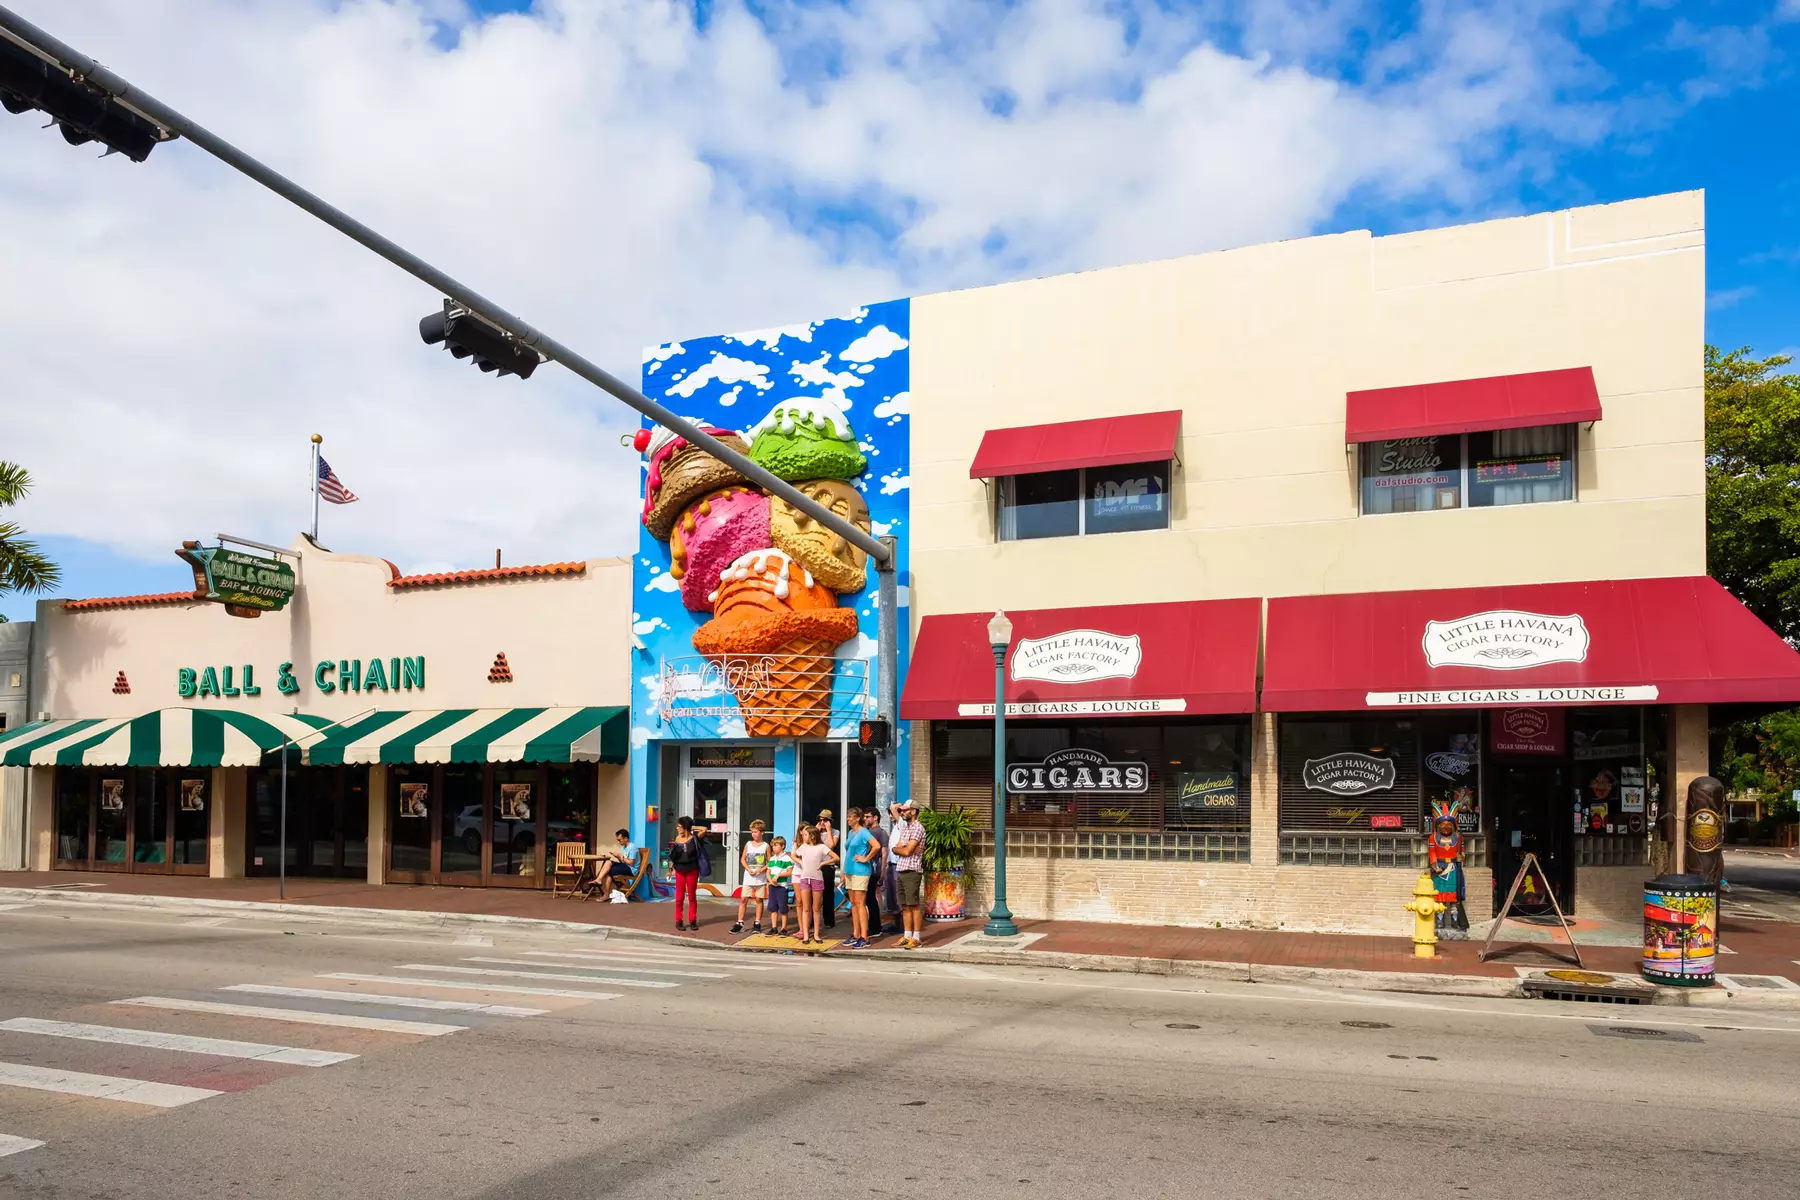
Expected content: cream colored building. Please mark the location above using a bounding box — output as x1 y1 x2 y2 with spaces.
2 537 633 887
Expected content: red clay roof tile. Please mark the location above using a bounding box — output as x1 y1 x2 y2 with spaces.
63 591 204 612
388 561 587 590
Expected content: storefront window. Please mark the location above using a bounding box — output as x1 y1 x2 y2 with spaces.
545 765 593 869
1278 714 1480 835
389 764 432 874
56 768 90 862
441 765 484 876
1569 709 1647 836
491 765 538 879
1468 426 1576 508
930 719 1249 832
132 770 168 864
998 462 1171 541
1360 426 1575 515
172 775 208 866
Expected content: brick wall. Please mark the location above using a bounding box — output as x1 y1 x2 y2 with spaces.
1576 866 1647 923
965 855 1495 936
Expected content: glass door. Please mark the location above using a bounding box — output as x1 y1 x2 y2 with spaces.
438 764 486 881
688 776 731 892
735 778 775 891
1494 765 1571 917
490 765 544 887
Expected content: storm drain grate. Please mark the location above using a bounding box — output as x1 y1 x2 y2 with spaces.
1340 1020 1392 1029
1589 1024 1702 1043
1533 986 1647 1005
1522 970 1655 1005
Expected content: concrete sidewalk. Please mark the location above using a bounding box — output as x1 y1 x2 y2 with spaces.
5 869 1798 1009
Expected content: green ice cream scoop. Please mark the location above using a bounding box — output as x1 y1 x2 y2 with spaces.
748 398 867 481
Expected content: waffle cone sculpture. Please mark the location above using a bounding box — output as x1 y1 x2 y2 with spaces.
692 550 858 738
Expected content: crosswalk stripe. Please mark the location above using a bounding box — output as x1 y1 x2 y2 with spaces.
396 964 675 989
222 985 548 1017
0 1018 355 1067
320 973 622 1001
461 956 728 980
0 904 33 914
566 944 790 965
0 1061 220 1108
113 997 465 1036
0 1134 46 1158
521 950 779 971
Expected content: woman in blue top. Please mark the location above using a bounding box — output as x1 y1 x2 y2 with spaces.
840 807 878 948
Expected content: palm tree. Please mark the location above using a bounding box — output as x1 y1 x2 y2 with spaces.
0 462 60 618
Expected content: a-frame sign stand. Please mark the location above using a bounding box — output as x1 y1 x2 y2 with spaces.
1479 852 1584 967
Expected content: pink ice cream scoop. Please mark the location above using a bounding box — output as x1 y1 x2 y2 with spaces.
670 487 771 613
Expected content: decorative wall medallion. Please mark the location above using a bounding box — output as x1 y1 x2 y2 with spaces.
111 671 131 695
1009 630 1142 684
488 652 513 683
1422 610 1590 670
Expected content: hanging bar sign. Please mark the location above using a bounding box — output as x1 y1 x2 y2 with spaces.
176 541 297 613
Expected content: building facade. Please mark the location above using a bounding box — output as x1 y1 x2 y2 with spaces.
9 190 1800 936
0 540 632 886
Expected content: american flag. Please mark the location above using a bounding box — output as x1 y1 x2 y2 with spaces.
316 456 359 505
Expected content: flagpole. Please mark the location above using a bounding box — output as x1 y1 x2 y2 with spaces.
310 433 321 541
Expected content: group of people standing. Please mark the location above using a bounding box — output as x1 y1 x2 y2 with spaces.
664 800 928 949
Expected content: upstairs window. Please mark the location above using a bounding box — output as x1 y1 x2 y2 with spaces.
1360 425 1575 515
998 460 1169 541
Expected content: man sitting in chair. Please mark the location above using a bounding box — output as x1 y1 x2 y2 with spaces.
597 828 649 900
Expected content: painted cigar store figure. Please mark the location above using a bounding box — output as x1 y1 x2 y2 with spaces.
1428 796 1470 937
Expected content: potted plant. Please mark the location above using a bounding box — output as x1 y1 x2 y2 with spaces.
918 804 976 921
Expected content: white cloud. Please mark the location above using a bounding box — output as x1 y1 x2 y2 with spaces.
632 614 669 636
643 341 685 365
727 322 814 349
835 631 879 660
0 0 1690 579
665 352 775 399
787 351 864 396
872 392 911 419
643 571 681 593
879 470 911 496
839 324 909 363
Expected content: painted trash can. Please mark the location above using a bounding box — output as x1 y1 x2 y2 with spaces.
1641 873 1718 987
923 869 967 922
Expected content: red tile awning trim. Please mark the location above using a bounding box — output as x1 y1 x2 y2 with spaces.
389 561 588 590
1345 367 1601 443
968 410 1181 479
63 591 204 612
901 598 1261 719
1262 576 1800 711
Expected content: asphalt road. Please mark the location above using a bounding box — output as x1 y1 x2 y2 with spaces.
1 901 1798 1200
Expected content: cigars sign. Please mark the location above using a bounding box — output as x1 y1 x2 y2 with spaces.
1302 752 1396 796
1007 748 1150 794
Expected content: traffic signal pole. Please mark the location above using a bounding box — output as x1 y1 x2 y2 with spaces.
0 4 904 802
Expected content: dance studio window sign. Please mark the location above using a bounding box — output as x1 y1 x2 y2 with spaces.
1490 706 1565 756
1007 747 1150 794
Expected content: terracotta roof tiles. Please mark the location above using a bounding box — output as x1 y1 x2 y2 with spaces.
63 591 204 612
388 561 587 590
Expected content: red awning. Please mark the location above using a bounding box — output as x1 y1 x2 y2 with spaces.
1345 367 1602 443
968 410 1181 479
901 599 1260 719
1262 576 1800 712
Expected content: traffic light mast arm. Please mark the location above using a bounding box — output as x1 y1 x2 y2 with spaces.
0 4 889 568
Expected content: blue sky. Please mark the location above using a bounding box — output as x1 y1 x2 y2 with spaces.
2 0 1796 621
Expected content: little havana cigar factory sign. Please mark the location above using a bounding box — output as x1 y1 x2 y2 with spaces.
1302 752 1396 796
1007 748 1149 795
1364 608 1660 707
1010 630 1142 684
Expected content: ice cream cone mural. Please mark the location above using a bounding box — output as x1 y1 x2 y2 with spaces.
692 551 859 737
635 422 752 540
669 486 770 613
747 397 867 482
770 477 872 594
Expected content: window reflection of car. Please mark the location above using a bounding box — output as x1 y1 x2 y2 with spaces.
453 805 584 855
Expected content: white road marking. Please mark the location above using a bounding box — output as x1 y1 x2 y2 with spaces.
521 949 780 971
0 904 34 914
113 997 466 1036
462 956 728 980
0 1133 46 1158
395 964 676 989
0 1018 355 1067
223 984 547 1017
180 917 231 928
453 932 493 946
0 1061 220 1108
321 973 622 1001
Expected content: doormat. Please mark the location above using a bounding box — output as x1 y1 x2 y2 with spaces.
735 933 840 954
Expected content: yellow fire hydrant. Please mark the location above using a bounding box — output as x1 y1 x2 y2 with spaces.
1404 872 1445 958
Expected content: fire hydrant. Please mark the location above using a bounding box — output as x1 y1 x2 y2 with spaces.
1404 871 1445 958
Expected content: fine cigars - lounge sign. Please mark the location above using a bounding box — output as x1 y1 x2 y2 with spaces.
1007 748 1149 794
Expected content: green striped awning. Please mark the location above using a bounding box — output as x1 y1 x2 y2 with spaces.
0 709 334 768
304 707 628 766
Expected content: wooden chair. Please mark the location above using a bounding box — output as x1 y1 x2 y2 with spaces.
551 842 588 898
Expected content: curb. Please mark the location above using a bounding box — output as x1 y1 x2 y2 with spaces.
7 887 1795 1011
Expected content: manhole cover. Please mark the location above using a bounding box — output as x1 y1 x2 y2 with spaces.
1546 970 1618 986
1341 1020 1392 1030
1589 1024 1702 1043
1165 1022 1200 1030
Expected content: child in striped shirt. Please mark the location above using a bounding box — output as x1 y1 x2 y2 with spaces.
765 836 794 938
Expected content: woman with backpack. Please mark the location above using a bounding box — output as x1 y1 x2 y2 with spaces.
668 815 709 931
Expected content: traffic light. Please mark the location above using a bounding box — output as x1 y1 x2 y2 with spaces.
859 719 891 752
419 301 540 379
0 35 165 162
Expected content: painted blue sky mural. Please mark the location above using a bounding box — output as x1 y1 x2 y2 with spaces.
628 299 910 792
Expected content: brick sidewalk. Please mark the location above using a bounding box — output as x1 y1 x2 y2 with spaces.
8 869 1797 985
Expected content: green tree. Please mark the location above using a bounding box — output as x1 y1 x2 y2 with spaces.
0 461 60 616
1706 346 1800 639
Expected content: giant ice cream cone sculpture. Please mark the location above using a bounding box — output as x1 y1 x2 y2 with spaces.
635 422 752 541
692 550 858 738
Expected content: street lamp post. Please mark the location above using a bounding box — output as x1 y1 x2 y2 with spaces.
984 611 1018 938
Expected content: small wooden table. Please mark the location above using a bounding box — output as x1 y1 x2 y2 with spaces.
575 854 623 899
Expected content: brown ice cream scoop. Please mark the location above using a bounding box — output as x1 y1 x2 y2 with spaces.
770 478 872 594
636 424 751 541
